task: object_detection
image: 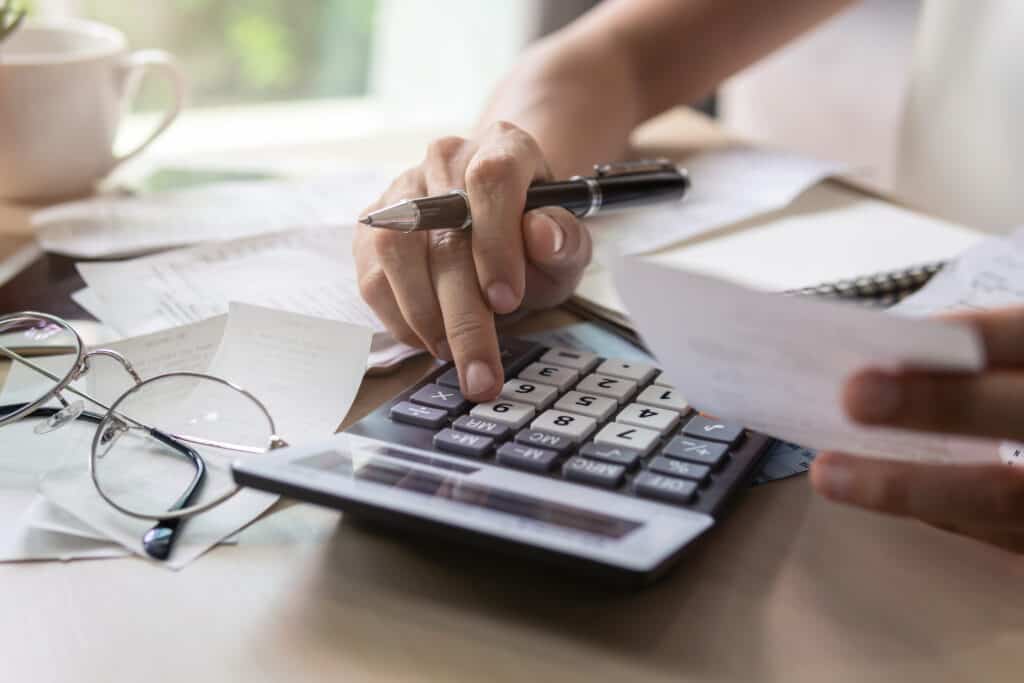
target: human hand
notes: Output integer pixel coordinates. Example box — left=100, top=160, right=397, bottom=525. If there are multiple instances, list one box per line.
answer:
left=811, top=307, right=1024, bottom=553
left=353, top=122, right=593, bottom=401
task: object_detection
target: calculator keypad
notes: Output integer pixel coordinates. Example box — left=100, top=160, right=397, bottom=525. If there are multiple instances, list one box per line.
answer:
left=373, top=340, right=770, bottom=513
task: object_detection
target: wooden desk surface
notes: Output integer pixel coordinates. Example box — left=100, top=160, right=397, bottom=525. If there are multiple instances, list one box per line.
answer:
left=1, top=110, right=1022, bottom=683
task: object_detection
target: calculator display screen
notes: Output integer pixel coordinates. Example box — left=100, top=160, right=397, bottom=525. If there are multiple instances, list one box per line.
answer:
left=296, top=449, right=642, bottom=540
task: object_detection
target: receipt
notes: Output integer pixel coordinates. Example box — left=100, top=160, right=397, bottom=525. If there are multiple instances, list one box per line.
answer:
left=33, top=167, right=396, bottom=258
left=587, top=147, right=843, bottom=256
left=610, top=258, right=999, bottom=464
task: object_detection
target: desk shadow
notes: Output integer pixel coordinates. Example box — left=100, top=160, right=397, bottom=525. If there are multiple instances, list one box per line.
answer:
left=291, top=478, right=814, bottom=682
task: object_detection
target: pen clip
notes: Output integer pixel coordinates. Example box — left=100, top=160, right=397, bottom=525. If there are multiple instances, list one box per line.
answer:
left=593, top=158, right=679, bottom=177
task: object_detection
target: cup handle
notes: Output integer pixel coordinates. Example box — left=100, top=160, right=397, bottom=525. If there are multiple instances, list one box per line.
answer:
left=111, top=50, right=188, bottom=169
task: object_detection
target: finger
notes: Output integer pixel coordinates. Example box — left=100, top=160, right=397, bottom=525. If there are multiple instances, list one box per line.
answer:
left=810, top=451, right=1024, bottom=528
left=942, top=306, right=1024, bottom=368
left=842, top=368, right=1024, bottom=440
left=465, top=122, right=551, bottom=315
left=354, top=254, right=421, bottom=350
left=429, top=228, right=503, bottom=401
left=521, top=207, right=593, bottom=312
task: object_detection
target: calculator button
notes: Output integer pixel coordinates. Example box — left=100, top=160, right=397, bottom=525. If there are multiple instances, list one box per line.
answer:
left=653, top=372, right=675, bottom=388
left=496, top=442, right=560, bottom=473
left=531, top=410, right=597, bottom=443
left=562, top=456, right=626, bottom=489
left=500, top=379, right=558, bottom=409
left=433, top=428, right=494, bottom=458
left=635, top=385, right=689, bottom=413
left=409, top=383, right=470, bottom=415
left=499, top=338, right=545, bottom=376
left=436, top=367, right=461, bottom=388
left=471, top=401, right=535, bottom=430
left=682, top=416, right=744, bottom=445
left=595, top=359, right=657, bottom=385
left=646, top=456, right=711, bottom=484
left=633, top=472, right=698, bottom=505
left=515, top=429, right=573, bottom=455
left=553, top=391, right=617, bottom=422
left=452, top=415, right=511, bottom=441
left=575, top=373, right=637, bottom=404
left=389, top=401, right=447, bottom=429
left=539, top=347, right=600, bottom=373
left=578, top=442, right=643, bottom=469
left=661, top=436, right=728, bottom=468
left=616, top=403, right=680, bottom=434
left=593, top=422, right=661, bottom=456
left=518, top=363, right=579, bottom=392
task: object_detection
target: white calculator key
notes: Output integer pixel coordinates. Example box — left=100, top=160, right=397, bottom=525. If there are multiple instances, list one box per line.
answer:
left=531, top=410, right=597, bottom=444
left=518, top=363, right=579, bottom=392
left=470, top=400, right=535, bottom=430
left=575, top=373, right=637, bottom=404
left=653, top=371, right=675, bottom=388
left=616, top=403, right=680, bottom=434
left=554, top=391, right=617, bottom=422
left=595, top=359, right=657, bottom=384
left=500, top=379, right=558, bottom=409
left=594, top=422, right=661, bottom=456
left=540, top=347, right=600, bottom=373
left=635, top=385, right=689, bottom=413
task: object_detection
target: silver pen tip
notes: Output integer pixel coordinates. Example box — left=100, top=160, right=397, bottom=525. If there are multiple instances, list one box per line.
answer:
left=358, top=215, right=373, bottom=225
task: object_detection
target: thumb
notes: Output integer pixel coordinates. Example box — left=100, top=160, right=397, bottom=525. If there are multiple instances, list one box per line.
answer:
left=520, top=207, right=593, bottom=311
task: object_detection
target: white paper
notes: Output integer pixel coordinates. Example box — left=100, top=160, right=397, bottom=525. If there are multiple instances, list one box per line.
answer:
left=610, top=258, right=1000, bottom=463
left=587, top=147, right=843, bottom=256
left=34, top=303, right=372, bottom=568
left=33, top=168, right=396, bottom=258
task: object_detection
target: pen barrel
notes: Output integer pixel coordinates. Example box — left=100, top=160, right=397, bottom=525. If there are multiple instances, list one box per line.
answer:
left=523, top=181, right=594, bottom=216
left=595, top=171, right=689, bottom=211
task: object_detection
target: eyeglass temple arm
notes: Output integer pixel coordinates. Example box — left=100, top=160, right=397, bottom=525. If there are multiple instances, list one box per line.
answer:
left=139, top=428, right=207, bottom=561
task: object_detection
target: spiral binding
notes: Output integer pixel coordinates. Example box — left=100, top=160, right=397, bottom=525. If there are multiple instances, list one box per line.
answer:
left=786, top=261, right=946, bottom=308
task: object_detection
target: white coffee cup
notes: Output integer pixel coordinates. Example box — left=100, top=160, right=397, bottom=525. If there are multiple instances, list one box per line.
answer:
left=0, top=18, right=186, bottom=203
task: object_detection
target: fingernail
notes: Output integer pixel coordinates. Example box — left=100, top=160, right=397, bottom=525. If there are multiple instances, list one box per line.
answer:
left=465, top=361, right=496, bottom=397
left=486, top=282, right=518, bottom=314
left=545, top=215, right=565, bottom=254
left=434, top=340, right=452, bottom=361
left=849, top=374, right=903, bottom=422
left=816, top=461, right=853, bottom=500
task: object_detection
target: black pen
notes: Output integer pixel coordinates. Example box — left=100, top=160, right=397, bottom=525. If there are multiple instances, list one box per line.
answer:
left=358, top=159, right=689, bottom=232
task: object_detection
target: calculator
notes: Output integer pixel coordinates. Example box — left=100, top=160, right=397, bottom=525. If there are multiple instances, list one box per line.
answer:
left=233, top=337, right=774, bottom=584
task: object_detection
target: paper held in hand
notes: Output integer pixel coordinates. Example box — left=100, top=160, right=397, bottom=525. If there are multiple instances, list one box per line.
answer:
left=609, top=258, right=1004, bottom=464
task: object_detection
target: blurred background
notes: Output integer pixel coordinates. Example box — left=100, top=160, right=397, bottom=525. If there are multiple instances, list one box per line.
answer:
left=31, top=0, right=921, bottom=190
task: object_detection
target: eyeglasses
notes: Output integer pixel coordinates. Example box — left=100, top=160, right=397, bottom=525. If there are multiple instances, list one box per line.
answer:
left=0, top=312, right=289, bottom=560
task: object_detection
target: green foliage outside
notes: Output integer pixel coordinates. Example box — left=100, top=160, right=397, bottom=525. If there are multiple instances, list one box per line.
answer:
left=81, top=0, right=377, bottom=108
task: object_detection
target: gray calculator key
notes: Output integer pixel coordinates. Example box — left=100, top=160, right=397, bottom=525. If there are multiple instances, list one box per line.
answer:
left=653, top=371, right=675, bottom=388
left=518, top=362, right=579, bottom=392
left=593, top=422, right=661, bottom=456
left=540, top=347, right=600, bottom=373
left=515, top=429, right=573, bottom=454
left=562, top=456, right=626, bottom=489
left=634, top=472, right=698, bottom=505
left=496, top=442, right=560, bottom=473
left=662, top=436, right=728, bottom=468
left=635, top=385, right=689, bottom=413
left=437, top=367, right=461, bottom=388
left=410, top=383, right=470, bottom=415
left=682, top=415, right=744, bottom=445
left=647, top=456, right=711, bottom=483
left=554, top=391, right=617, bottom=421
left=500, top=379, right=558, bottom=409
left=596, top=358, right=657, bottom=384
left=616, top=403, right=680, bottom=434
left=471, top=400, right=535, bottom=430
left=453, top=415, right=511, bottom=441
left=433, top=428, right=494, bottom=458
left=389, top=401, right=447, bottom=429
left=578, top=442, right=643, bottom=469
left=499, top=338, right=545, bottom=376
left=575, top=373, right=637, bottom=404
left=531, top=409, right=597, bottom=443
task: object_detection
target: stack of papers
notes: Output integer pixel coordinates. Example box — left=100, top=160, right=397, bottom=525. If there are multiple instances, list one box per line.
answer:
left=0, top=303, right=371, bottom=567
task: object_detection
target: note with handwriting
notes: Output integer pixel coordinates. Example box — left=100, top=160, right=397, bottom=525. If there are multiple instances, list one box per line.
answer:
left=610, top=258, right=1002, bottom=464
left=33, top=167, right=396, bottom=258
left=587, top=147, right=843, bottom=256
